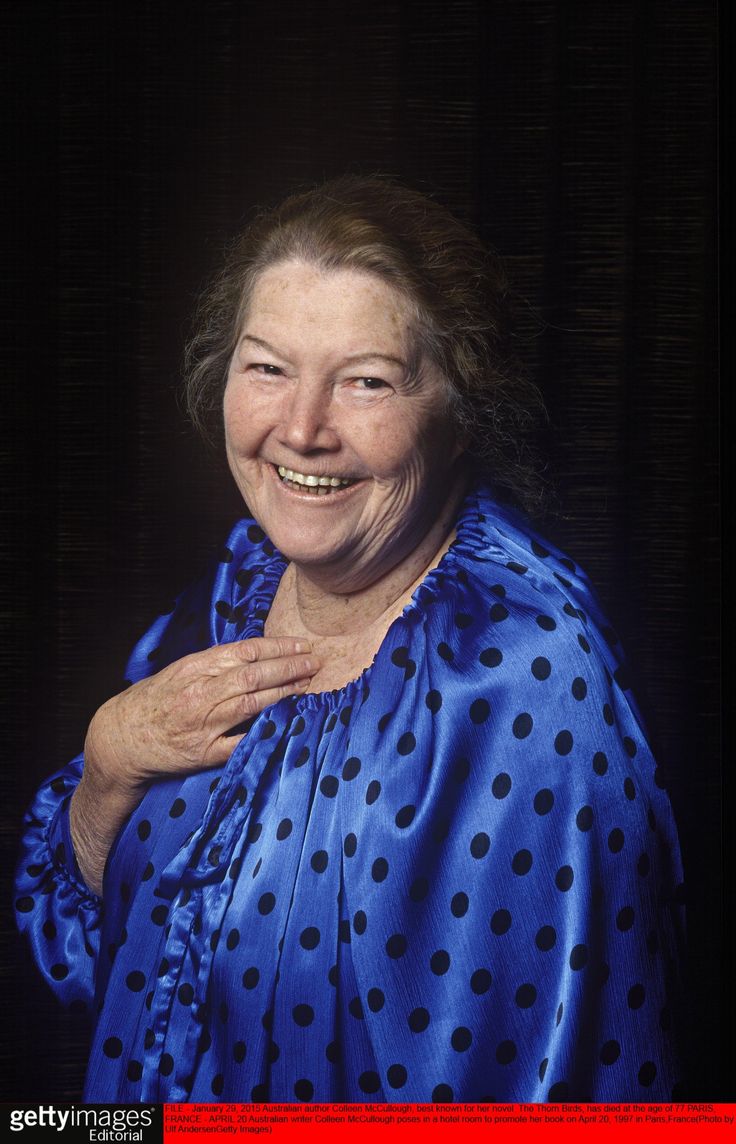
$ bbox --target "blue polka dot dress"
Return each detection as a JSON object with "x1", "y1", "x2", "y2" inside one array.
[{"x1": 15, "y1": 484, "x2": 685, "y2": 1102}]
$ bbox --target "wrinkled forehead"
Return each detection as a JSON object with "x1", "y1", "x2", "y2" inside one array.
[{"x1": 237, "y1": 258, "x2": 424, "y2": 345}]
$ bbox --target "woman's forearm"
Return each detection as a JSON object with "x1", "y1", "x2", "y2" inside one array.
[{"x1": 69, "y1": 723, "x2": 147, "y2": 897}]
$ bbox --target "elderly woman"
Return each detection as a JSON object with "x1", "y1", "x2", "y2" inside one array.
[{"x1": 16, "y1": 177, "x2": 683, "y2": 1103}]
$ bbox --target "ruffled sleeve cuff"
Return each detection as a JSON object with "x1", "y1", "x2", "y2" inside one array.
[{"x1": 14, "y1": 754, "x2": 102, "y2": 1013}]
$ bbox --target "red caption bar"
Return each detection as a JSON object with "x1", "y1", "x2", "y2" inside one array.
[{"x1": 164, "y1": 1103, "x2": 735, "y2": 1141}]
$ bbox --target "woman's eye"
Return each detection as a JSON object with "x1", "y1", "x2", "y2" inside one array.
[
  {"x1": 354, "y1": 376, "x2": 388, "y2": 391},
  {"x1": 249, "y1": 363, "x2": 283, "y2": 376}
]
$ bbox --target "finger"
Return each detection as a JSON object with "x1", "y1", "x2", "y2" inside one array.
[
  {"x1": 226, "y1": 652, "x2": 320, "y2": 697},
  {"x1": 204, "y1": 733, "x2": 246, "y2": 766},
  {"x1": 184, "y1": 637, "x2": 314, "y2": 672},
  {"x1": 211, "y1": 678, "x2": 312, "y2": 730}
]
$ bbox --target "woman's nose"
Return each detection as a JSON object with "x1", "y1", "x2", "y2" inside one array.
[{"x1": 276, "y1": 380, "x2": 340, "y2": 454}]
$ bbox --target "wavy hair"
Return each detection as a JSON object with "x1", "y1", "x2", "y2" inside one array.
[{"x1": 184, "y1": 176, "x2": 546, "y2": 513}]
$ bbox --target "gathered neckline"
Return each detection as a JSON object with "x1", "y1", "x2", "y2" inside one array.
[{"x1": 228, "y1": 487, "x2": 490, "y2": 710}]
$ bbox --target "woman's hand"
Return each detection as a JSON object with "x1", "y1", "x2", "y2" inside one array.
[{"x1": 70, "y1": 637, "x2": 318, "y2": 895}]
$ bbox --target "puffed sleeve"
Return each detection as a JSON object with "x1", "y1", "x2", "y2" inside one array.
[{"x1": 13, "y1": 537, "x2": 241, "y2": 1009}]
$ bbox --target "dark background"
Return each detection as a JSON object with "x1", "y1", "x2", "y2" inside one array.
[{"x1": 1, "y1": 0, "x2": 723, "y2": 1101}]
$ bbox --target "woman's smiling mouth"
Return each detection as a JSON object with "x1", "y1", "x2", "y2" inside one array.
[{"x1": 274, "y1": 464, "x2": 359, "y2": 496}]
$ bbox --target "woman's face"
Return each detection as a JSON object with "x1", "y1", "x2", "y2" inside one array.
[{"x1": 224, "y1": 260, "x2": 462, "y2": 587}]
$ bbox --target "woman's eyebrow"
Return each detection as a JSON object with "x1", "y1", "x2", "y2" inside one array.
[{"x1": 239, "y1": 336, "x2": 407, "y2": 371}]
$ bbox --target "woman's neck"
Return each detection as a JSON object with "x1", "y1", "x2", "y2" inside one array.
[
  {"x1": 264, "y1": 476, "x2": 467, "y2": 695},
  {"x1": 285, "y1": 476, "x2": 466, "y2": 640}
]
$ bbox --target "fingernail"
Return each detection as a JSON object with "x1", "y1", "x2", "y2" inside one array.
[{"x1": 294, "y1": 640, "x2": 311, "y2": 652}]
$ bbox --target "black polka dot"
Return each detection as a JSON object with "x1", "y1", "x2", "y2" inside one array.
[
  {"x1": 515, "y1": 984, "x2": 537, "y2": 1008},
  {"x1": 535, "y1": 925, "x2": 557, "y2": 952},
  {"x1": 424, "y1": 688, "x2": 443, "y2": 714},
  {"x1": 578, "y1": 634, "x2": 591, "y2": 653},
  {"x1": 608, "y1": 828, "x2": 625, "y2": 853},
  {"x1": 571, "y1": 677, "x2": 587, "y2": 700},
  {"x1": 534, "y1": 789, "x2": 554, "y2": 815},
  {"x1": 491, "y1": 908, "x2": 512, "y2": 935},
  {"x1": 492, "y1": 772, "x2": 512, "y2": 799},
  {"x1": 126, "y1": 970, "x2": 146, "y2": 993},
  {"x1": 408, "y1": 1007, "x2": 430, "y2": 1033},
  {"x1": 275, "y1": 818, "x2": 293, "y2": 841},
  {"x1": 638, "y1": 1061, "x2": 657, "y2": 1087},
  {"x1": 616, "y1": 906, "x2": 635, "y2": 931},
  {"x1": 471, "y1": 968, "x2": 492, "y2": 994},
  {"x1": 624, "y1": 777, "x2": 636, "y2": 801},
  {"x1": 437, "y1": 641, "x2": 454, "y2": 662},
  {"x1": 451, "y1": 1026, "x2": 473, "y2": 1052},
  {"x1": 576, "y1": 806, "x2": 594, "y2": 831},
  {"x1": 176, "y1": 982, "x2": 193, "y2": 1005},
  {"x1": 294, "y1": 1079, "x2": 313, "y2": 1101},
  {"x1": 300, "y1": 927, "x2": 320, "y2": 950},
  {"x1": 293, "y1": 1003, "x2": 314, "y2": 1027},
  {"x1": 623, "y1": 736, "x2": 638, "y2": 758},
  {"x1": 226, "y1": 928, "x2": 240, "y2": 951},
  {"x1": 367, "y1": 988, "x2": 385, "y2": 1012},
  {"x1": 169, "y1": 798, "x2": 186, "y2": 818},
  {"x1": 536, "y1": 614, "x2": 556, "y2": 631},
  {"x1": 258, "y1": 892, "x2": 275, "y2": 915},
  {"x1": 556, "y1": 1002, "x2": 564, "y2": 1026},
  {"x1": 433, "y1": 1084, "x2": 454, "y2": 1102},
  {"x1": 311, "y1": 850, "x2": 328, "y2": 873},
  {"x1": 353, "y1": 910, "x2": 367, "y2": 935},
  {"x1": 513, "y1": 712, "x2": 534, "y2": 739},
  {"x1": 470, "y1": 698, "x2": 491, "y2": 724},
  {"x1": 512, "y1": 849, "x2": 533, "y2": 875},
  {"x1": 320, "y1": 775, "x2": 339, "y2": 798},
  {"x1": 387, "y1": 1063, "x2": 407, "y2": 1089},
  {"x1": 151, "y1": 905, "x2": 168, "y2": 926},
  {"x1": 555, "y1": 866, "x2": 574, "y2": 891},
  {"x1": 365, "y1": 780, "x2": 381, "y2": 805},
  {"x1": 554, "y1": 730, "x2": 573, "y2": 755},
  {"x1": 538, "y1": 1059, "x2": 548, "y2": 1082},
  {"x1": 127, "y1": 1060, "x2": 143, "y2": 1082},
  {"x1": 358, "y1": 1070, "x2": 381, "y2": 1094},
  {"x1": 548, "y1": 1081, "x2": 569, "y2": 1100},
  {"x1": 470, "y1": 832, "x2": 490, "y2": 859},
  {"x1": 233, "y1": 1041, "x2": 246, "y2": 1063},
  {"x1": 395, "y1": 804, "x2": 416, "y2": 829},
  {"x1": 489, "y1": 602, "x2": 509, "y2": 622},
  {"x1": 49, "y1": 963, "x2": 68, "y2": 981},
  {"x1": 430, "y1": 949, "x2": 450, "y2": 975},
  {"x1": 342, "y1": 757, "x2": 361, "y2": 781},
  {"x1": 600, "y1": 1040, "x2": 621, "y2": 1065},
  {"x1": 372, "y1": 857, "x2": 389, "y2": 882},
  {"x1": 451, "y1": 892, "x2": 469, "y2": 918},
  {"x1": 531, "y1": 656, "x2": 551, "y2": 680},
  {"x1": 103, "y1": 1037, "x2": 123, "y2": 1059},
  {"x1": 480, "y1": 646, "x2": 503, "y2": 668},
  {"x1": 569, "y1": 944, "x2": 588, "y2": 970},
  {"x1": 628, "y1": 984, "x2": 646, "y2": 1009},
  {"x1": 397, "y1": 732, "x2": 416, "y2": 755},
  {"x1": 496, "y1": 1040, "x2": 517, "y2": 1065},
  {"x1": 386, "y1": 934, "x2": 407, "y2": 959},
  {"x1": 593, "y1": 751, "x2": 609, "y2": 775},
  {"x1": 343, "y1": 833, "x2": 357, "y2": 858},
  {"x1": 137, "y1": 820, "x2": 151, "y2": 841}
]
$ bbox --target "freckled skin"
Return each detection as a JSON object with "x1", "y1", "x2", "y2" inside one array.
[
  {"x1": 226, "y1": 261, "x2": 465, "y2": 581},
  {"x1": 224, "y1": 260, "x2": 468, "y2": 687}
]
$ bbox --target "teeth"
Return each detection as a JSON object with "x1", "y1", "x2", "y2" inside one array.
[{"x1": 276, "y1": 465, "x2": 354, "y2": 490}]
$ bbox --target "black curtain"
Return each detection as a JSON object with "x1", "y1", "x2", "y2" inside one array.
[{"x1": 1, "y1": 0, "x2": 722, "y2": 1100}]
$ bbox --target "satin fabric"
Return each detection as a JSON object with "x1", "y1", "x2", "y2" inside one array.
[{"x1": 15, "y1": 484, "x2": 684, "y2": 1101}]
